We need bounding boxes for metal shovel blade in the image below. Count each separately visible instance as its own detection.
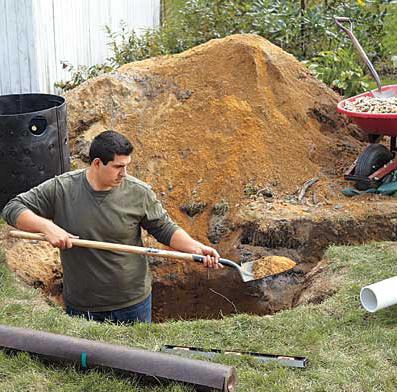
[371,88,396,99]
[238,260,296,283]
[219,257,296,283]
[239,261,256,282]
[218,257,256,282]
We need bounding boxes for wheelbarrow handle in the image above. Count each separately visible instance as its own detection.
[334,16,381,93]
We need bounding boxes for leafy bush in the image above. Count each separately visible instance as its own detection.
[55,62,114,92]
[306,48,370,97]
[381,2,397,74]
[57,0,394,96]
[167,0,392,62]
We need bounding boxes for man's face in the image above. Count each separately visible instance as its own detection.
[97,154,131,188]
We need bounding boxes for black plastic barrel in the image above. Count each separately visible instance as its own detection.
[0,93,70,211]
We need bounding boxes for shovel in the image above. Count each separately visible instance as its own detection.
[334,16,395,98]
[9,230,272,283]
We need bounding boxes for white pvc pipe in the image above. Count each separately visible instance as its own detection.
[360,276,397,312]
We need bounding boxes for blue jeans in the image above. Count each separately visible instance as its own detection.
[66,294,152,324]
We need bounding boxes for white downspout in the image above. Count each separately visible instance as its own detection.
[360,276,397,312]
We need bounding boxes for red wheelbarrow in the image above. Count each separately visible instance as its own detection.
[337,85,397,190]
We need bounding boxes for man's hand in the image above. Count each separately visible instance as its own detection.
[192,244,223,269]
[15,210,78,250]
[42,223,78,250]
[170,229,223,269]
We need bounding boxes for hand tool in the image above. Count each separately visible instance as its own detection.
[9,230,295,283]
[334,16,395,98]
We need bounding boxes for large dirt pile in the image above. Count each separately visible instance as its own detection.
[66,34,361,244]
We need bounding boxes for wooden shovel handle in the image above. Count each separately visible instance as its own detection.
[9,230,241,270]
[9,230,199,262]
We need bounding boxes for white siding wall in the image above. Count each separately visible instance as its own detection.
[0,0,161,95]
[0,0,39,93]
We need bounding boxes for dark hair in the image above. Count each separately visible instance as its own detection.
[89,130,133,165]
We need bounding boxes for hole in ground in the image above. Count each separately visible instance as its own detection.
[149,211,397,322]
[4,210,397,322]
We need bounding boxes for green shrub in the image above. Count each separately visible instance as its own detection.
[55,62,114,92]
[306,48,370,97]
[56,0,394,96]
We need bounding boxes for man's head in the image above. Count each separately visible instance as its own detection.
[88,130,133,188]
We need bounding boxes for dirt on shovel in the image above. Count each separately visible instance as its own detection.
[252,256,297,280]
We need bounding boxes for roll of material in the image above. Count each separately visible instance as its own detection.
[0,325,237,392]
[360,276,397,313]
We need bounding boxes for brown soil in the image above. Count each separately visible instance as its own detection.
[3,198,397,321]
[252,256,296,279]
[294,259,336,306]
[1,227,63,304]
[65,33,363,243]
[2,34,395,321]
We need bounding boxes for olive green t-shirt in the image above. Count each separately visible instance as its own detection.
[2,169,180,311]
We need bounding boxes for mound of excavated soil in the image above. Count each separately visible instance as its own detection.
[65,34,362,244]
[2,34,373,320]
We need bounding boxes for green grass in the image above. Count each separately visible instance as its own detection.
[1,243,397,391]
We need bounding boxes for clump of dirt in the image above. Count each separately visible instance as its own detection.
[294,259,337,306]
[65,33,363,243]
[3,233,63,304]
[252,255,296,279]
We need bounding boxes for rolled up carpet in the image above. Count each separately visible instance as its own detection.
[0,325,237,391]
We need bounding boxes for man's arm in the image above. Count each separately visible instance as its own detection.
[169,229,222,269]
[141,188,222,269]
[2,178,77,249]
[15,210,77,249]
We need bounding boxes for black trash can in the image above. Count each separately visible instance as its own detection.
[0,93,70,211]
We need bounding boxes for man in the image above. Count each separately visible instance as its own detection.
[2,130,222,324]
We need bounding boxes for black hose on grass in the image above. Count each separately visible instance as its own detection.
[0,325,237,392]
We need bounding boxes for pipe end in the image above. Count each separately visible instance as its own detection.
[360,287,378,313]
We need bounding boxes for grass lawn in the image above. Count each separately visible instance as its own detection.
[0,242,397,391]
